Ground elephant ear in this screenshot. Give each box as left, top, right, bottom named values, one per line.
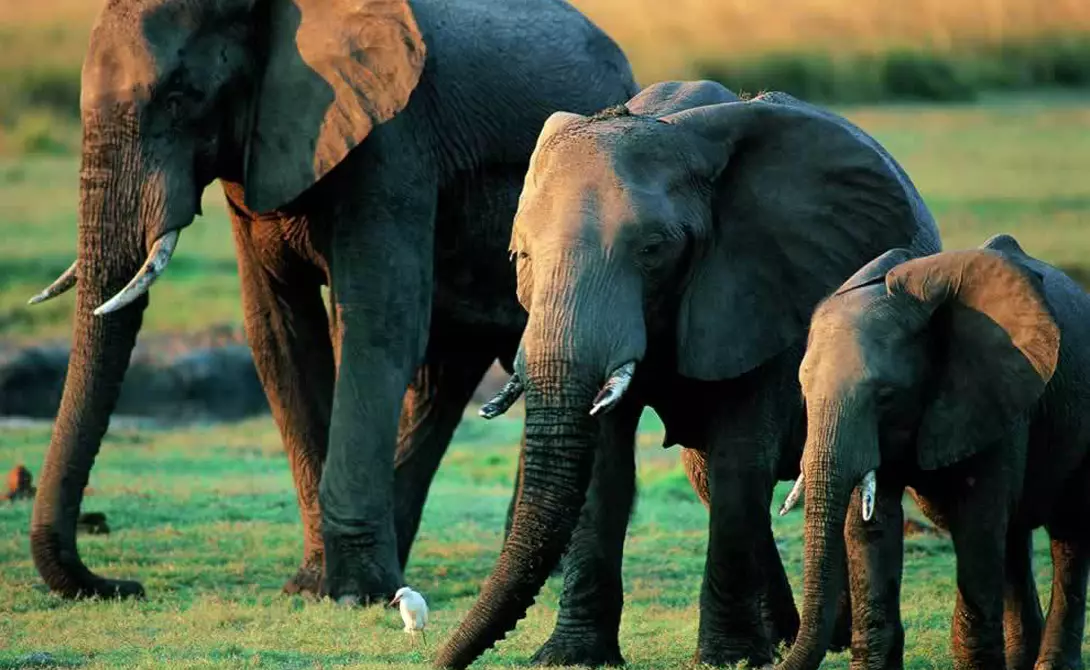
left=886, top=249, right=1060, bottom=470
left=660, top=98, right=923, bottom=380
left=833, top=247, right=916, bottom=297
left=625, top=80, right=740, bottom=118
left=243, top=0, right=426, bottom=213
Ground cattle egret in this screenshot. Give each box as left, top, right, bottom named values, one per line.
left=391, top=586, right=428, bottom=646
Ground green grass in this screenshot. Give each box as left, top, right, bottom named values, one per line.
left=1, top=410, right=1086, bottom=668
left=2, top=94, right=1089, bottom=342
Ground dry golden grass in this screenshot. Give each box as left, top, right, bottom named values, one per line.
left=2, top=0, right=1089, bottom=82
left=570, top=0, right=1090, bottom=81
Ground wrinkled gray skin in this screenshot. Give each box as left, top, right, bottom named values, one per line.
left=434, top=81, right=942, bottom=669
left=781, top=234, right=1090, bottom=670
left=28, top=0, right=638, bottom=625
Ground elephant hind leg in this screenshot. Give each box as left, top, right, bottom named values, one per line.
left=231, top=212, right=334, bottom=598
left=1037, top=471, right=1090, bottom=670
left=1002, top=526, right=1043, bottom=670
left=393, top=334, right=503, bottom=570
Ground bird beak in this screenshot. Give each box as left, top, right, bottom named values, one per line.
left=389, top=596, right=400, bottom=607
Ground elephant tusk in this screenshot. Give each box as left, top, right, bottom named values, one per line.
left=779, top=473, right=804, bottom=516
left=860, top=470, right=877, bottom=522
left=589, top=361, right=636, bottom=417
left=28, top=260, right=78, bottom=305
left=479, top=375, right=524, bottom=419
left=93, top=231, right=179, bottom=316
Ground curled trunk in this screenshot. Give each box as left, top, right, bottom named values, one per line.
left=435, top=369, right=598, bottom=669
left=30, top=129, right=152, bottom=598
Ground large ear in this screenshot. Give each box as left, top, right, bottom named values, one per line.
left=886, top=249, right=1060, bottom=470
left=661, top=98, right=928, bottom=380
left=243, top=0, right=426, bottom=213
left=625, top=80, right=739, bottom=118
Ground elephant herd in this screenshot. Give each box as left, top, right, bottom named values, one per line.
left=22, top=0, right=1090, bottom=668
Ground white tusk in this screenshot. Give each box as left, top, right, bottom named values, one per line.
left=93, top=231, right=179, bottom=316
left=478, top=375, right=524, bottom=419
left=861, top=470, right=877, bottom=522
left=28, top=261, right=78, bottom=305
left=779, top=473, right=804, bottom=516
left=589, top=361, right=636, bottom=417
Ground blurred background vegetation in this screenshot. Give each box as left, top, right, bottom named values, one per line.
left=2, top=0, right=1090, bottom=155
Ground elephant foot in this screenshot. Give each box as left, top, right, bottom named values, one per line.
left=694, top=640, right=773, bottom=668
left=530, top=628, right=625, bottom=667
left=1034, top=656, right=1085, bottom=670
left=281, top=562, right=323, bottom=597
left=321, top=529, right=402, bottom=605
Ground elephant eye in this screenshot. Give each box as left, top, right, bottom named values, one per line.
left=638, top=242, right=662, bottom=257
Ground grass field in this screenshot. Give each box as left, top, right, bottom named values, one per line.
left=1, top=410, right=1086, bottom=669
left=1, top=94, right=1090, bottom=667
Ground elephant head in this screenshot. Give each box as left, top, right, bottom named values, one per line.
left=434, top=81, right=937, bottom=669
left=778, top=235, right=1060, bottom=670
left=28, top=0, right=425, bottom=599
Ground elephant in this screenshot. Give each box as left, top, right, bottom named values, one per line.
left=777, top=234, right=1090, bottom=670
left=25, top=0, right=638, bottom=608
left=433, top=80, right=942, bottom=669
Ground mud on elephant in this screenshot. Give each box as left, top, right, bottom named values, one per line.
left=26, top=0, right=637, bottom=604
left=778, top=235, right=1090, bottom=670
left=434, top=80, right=941, bottom=669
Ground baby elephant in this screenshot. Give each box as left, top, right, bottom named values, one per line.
left=779, top=234, right=1090, bottom=670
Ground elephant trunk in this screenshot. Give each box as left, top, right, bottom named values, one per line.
left=30, top=118, right=165, bottom=598
left=434, top=361, right=600, bottom=669
left=778, top=403, right=876, bottom=670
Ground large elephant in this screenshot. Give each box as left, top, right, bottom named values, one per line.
left=778, top=235, right=1090, bottom=670
left=434, top=80, right=941, bottom=669
left=26, top=0, right=637, bottom=604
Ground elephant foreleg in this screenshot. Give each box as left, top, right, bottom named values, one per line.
left=530, top=401, right=640, bottom=668
left=683, top=446, right=801, bottom=648
left=320, top=136, right=439, bottom=604
left=1002, top=526, right=1043, bottom=670
left=393, top=337, right=502, bottom=570
left=230, top=214, right=334, bottom=597
left=1037, top=472, right=1090, bottom=670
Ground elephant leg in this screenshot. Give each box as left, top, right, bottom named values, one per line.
left=697, top=428, right=783, bottom=665
left=231, top=214, right=334, bottom=597
left=393, top=338, right=499, bottom=570
left=1002, top=526, right=1043, bottom=670
left=948, top=502, right=1009, bottom=668
left=320, top=143, right=439, bottom=604
left=844, top=477, right=905, bottom=670
left=685, top=446, right=800, bottom=649
left=1037, top=475, right=1090, bottom=670
left=760, top=528, right=801, bottom=650
left=1036, top=537, right=1089, bottom=670
left=530, top=401, right=640, bottom=668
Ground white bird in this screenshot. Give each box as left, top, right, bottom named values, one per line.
left=390, top=586, right=428, bottom=646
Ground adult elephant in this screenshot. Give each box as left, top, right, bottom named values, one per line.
left=435, top=81, right=941, bottom=669
left=26, top=0, right=637, bottom=605
left=778, top=235, right=1090, bottom=670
